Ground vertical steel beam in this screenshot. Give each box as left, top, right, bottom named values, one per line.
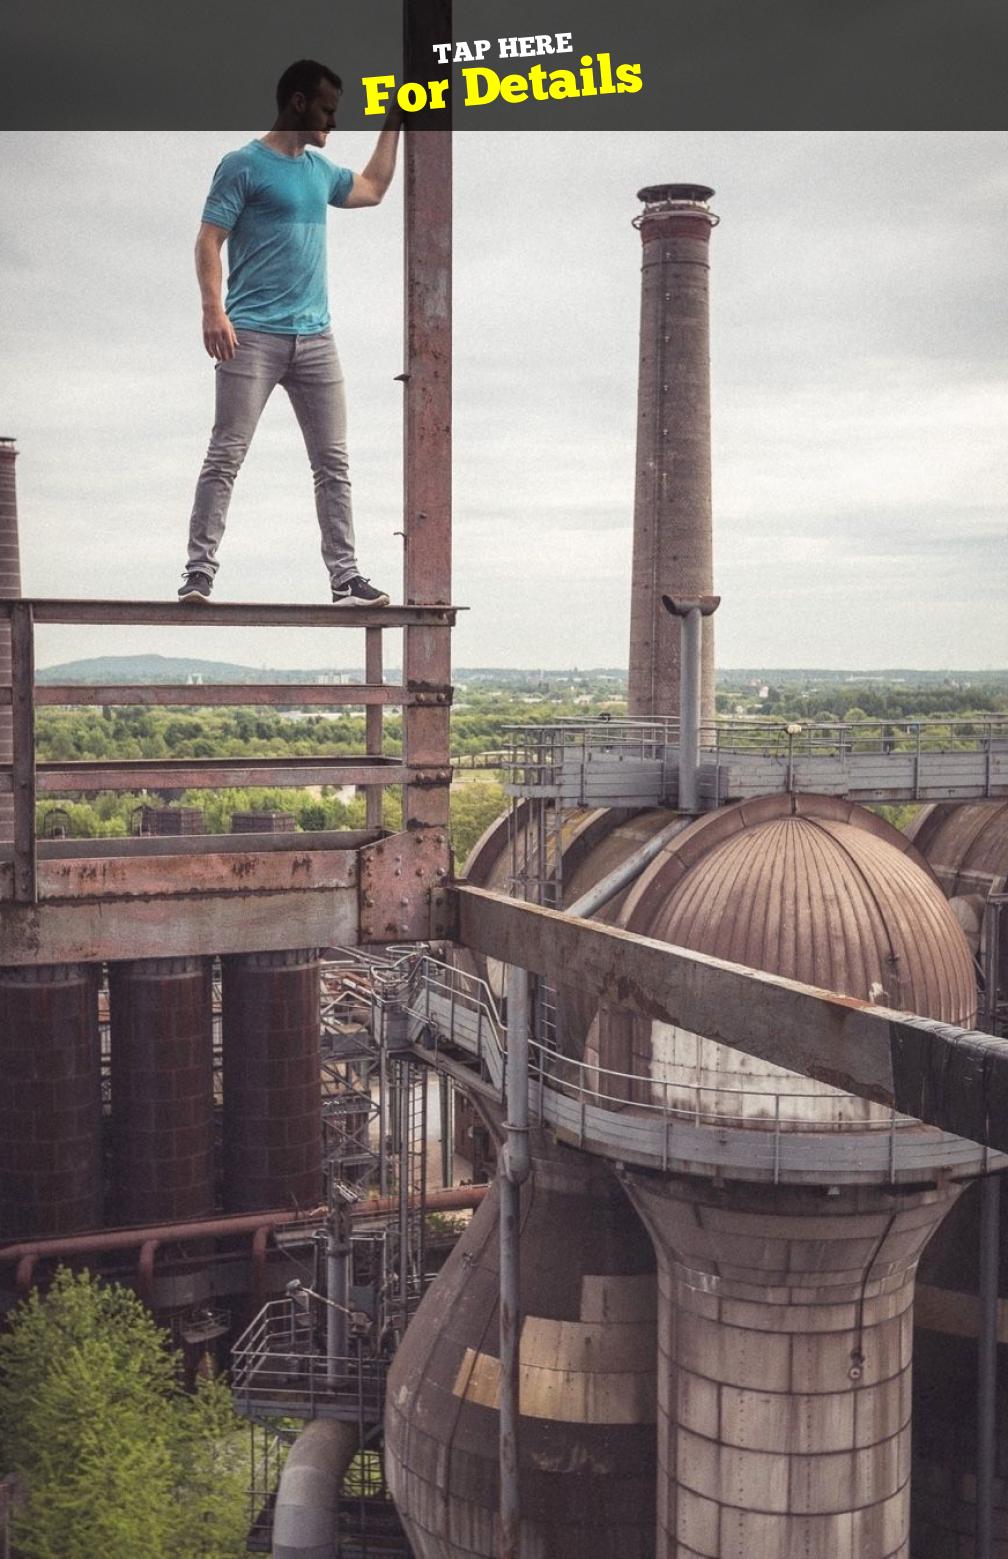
left=499, top=963, right=530, bottom=1559
left=10, top=599, right=35, bottom=903
left=661, top=594, right=718, bottom=813
left=401, top=123, right=452, bottom=838
left=365, top=625, right=384, bottom=830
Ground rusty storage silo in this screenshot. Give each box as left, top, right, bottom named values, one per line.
left=627, top=186, right=717, bottom=723
left=0, top=963, right=103, bottom=1239
left=107, top=957, right=215, bottom=1224
left=221, top=949, right=323, bottom=1212
left=588, top=792, right=988, bottom=1559
left=900, top=801, right=1008, bottom=1556
left=385, top=1129, right=657, bottom=1558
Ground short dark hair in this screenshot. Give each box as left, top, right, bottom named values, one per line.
left=276, top=60, right=342, bottom=112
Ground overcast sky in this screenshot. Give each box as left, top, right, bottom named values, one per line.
left=2, top=130, right=1005, bottom=672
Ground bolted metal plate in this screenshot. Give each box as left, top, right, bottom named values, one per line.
left=358, top=828, right=452, bottom=943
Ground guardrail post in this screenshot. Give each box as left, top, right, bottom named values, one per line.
left=11, top=600, right=35, bottom=903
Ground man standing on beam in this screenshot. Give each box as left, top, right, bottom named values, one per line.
left=178, top=60, right=399, bottom=607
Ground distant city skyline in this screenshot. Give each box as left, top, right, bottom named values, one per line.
left=2, top=130, right=1005, bottom=672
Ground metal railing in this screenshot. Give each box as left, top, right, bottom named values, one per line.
left=231, top=1298, right=387, bottom=1422
left=0, top=597, right=456, bottom=903
left=497, top=713, right=1008, bottom=816
left=408, top=953, right=911, bottom=1134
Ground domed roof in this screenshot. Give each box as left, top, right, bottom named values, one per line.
left=619, top=795, right=977, bottom=1025
left=905, top=801, right=1008, bottom=897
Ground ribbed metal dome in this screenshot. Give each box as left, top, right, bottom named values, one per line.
left=621, top=797, right=977, bottom=1025
left=906, top=800, right=1008, bottom=898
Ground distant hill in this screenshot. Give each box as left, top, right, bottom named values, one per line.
left=37, top=655, right=367, bottom=684
left=36, top=655, right=1008, bottom=688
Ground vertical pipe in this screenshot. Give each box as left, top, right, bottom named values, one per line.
left=499, top=963, right=530, bottom=1559
left=977, top=1171, right=1001, bottom=1559
left=364, top=626, right=383, bottom=830
left=677, top=605, right=701, bottom=812
left=326, top=1221, right=349, bottom=1386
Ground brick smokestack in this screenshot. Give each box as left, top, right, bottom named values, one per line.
left=627, top=186, right=718, bottom=721
left=0, top=438, right=21, bottom=844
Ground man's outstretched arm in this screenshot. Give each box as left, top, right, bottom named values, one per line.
left=343, top=125, right=402, bottom=208
left=195, top=223, right=239, bottom=360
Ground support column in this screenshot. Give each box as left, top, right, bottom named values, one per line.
left=624, top=1172, right=962, bottom=1559
left=401, top=127, right=452, bottom=843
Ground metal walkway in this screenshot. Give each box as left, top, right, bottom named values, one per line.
left=502, top=716, right=1008, bottom=810
left=402, top=954, right=1006, bottom=1188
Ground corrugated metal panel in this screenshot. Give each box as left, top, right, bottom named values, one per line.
left=906, top=800, right=1008, bottom=896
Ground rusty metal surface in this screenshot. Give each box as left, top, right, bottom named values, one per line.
left=0, top=598, right=458, bottom=628
left=1, top=842, right=358, bottom=902
left=25, top=755, right=410, bottom=793
left=222, top=950, right=323, bottom=1214
left=402, top=128, right=452, bottom=833
left=0, top=885, right=360, bottom=966
left=108, top=956, right=215, bottom=1224
left=619, top=795, right=976, bottom=1023
left=906, top=800, right=1008, bottom=897
left=0, top=961, right=102, bottom=1239
left=36, top=681, right=414, bottom=707
left=358, top=828, right=451, bottom=943
left=385, top=1133, right=657, bottom=1559
left=19, top=828, right=375, bottom=861
left=453, top=883, right=1008, bottom=1150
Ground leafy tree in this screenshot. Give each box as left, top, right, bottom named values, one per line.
left=0, top=1269, right=247, bottom=1558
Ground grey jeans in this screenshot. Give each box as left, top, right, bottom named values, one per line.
left=186, top=328, right=358, bottom=586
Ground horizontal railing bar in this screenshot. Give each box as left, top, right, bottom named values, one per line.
left=0, top=828, right=378, bottom=863
left=35, top=683, right=412, bottom=707
left=6, top=756, right=414, bottom=794
left=0, top=599, right=459, bottom=628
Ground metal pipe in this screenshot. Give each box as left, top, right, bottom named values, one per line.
left=977, top=1171, right=1001, bottom=1559
left=565, top=817, right=690, bottom=918
left=678, top=606, right=702, bottom=811
left=499, top=963, right=530, bottom=1558
left=661, top=593, right=719, bottom=814
left=271, top=1418, right=357, bottom=1559
left=0, top=1206, right=326, bottom=1267
left=325, top=1221, right=349, bottom=1387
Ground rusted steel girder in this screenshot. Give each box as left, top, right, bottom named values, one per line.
left=0, top=600, right=456, bottom=628
left=402, top=127, right=452, bottom=839
left=453, top=884, right=1008, bottom=1151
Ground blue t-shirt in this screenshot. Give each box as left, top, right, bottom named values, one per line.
left=202, top=140, right=354, bottom=335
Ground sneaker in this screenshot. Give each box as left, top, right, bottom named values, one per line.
left=331, top=575, right=390, bottom=607
left=178, top=570, right=213, bottom=603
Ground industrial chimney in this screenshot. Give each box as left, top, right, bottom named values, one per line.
left=0, top=437, right=22, bottom=844
left=627, top=186, right=717, bottom=722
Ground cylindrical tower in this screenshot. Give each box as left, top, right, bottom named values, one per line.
left=107, top=956, right=214, bottom=1225
left=385, top=1131, right=658, bottom=1558
left=0, top=963, right=102, bottom=1239
left=627, top=186, right=717, bottom=722
left=590, top=795, right=985, bottom=1559
left=0, top=436, right=22, bottom=845
left=221, top=948, right=322, bottom=1212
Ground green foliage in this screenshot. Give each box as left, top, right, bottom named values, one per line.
left=0, top=1269, right=247, bottom=1558
left=450, top=777, right=507, bottom=868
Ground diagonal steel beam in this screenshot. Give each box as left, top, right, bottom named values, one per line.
left=453, top=883, right=1008, bottom=1151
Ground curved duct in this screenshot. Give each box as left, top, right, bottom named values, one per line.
left=271, top=1419, right=357, bottom=1559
